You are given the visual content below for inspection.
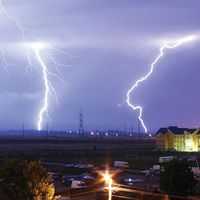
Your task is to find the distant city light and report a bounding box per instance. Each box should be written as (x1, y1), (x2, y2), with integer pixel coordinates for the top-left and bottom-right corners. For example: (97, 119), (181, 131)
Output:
(106, 133), (108, 136)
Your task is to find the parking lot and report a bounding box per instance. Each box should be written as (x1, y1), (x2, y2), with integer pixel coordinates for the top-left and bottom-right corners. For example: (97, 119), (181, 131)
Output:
(50, 162), (160, 199)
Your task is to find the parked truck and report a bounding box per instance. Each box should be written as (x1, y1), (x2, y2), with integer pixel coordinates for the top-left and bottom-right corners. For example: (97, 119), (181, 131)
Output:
(114, 161), (129, 168)
(159, 156), (176, 164)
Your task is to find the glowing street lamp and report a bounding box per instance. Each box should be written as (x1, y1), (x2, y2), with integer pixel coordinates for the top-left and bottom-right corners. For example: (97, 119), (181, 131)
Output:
(102, 171), (113, 200)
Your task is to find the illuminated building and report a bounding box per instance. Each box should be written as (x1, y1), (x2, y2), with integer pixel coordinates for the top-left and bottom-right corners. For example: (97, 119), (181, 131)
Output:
(156, 126), (200, 152)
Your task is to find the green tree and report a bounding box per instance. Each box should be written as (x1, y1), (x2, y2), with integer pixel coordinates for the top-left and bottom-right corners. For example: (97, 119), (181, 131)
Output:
(160, 159), (197, 195)
(0, 159), (58, 200)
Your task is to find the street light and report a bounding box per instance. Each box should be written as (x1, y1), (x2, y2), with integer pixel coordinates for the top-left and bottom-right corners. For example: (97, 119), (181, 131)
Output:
(102, 171), (113, 200)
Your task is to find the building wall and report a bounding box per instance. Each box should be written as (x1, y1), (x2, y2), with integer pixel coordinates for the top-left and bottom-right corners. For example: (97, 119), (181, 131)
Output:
(156, 133), (165, 150)
(174, 135), (184, 151)
(156, 128), (200, 152)
(198, 135), (200, 151)
(166, 131), (175, 150)
(156, 131), (175, 150)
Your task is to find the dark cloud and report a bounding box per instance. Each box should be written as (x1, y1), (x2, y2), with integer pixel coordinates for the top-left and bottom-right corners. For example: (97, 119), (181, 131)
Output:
(0, 0), (200, 132)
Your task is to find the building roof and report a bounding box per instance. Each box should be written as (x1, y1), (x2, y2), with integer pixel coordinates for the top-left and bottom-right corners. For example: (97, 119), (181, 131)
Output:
(156, 126), (199, 135)
(156, 128), (168, 135)
(168, 126), (185, 134)
(184, 129), (197, 134)
(195, 129), (200, 134)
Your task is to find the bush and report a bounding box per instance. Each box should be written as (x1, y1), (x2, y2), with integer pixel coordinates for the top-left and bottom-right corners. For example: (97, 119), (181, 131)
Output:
(160, 159), (197, 195)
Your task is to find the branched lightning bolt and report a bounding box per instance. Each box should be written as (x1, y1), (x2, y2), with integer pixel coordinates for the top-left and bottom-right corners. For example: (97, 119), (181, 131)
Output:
(0, 1), (70, 131)
(0, 46), (9, 69)
(31, 43), (68, 131)
(127, 35), (198, 133)
(34, 46), (50, 131)
(0, 0), (32, 67)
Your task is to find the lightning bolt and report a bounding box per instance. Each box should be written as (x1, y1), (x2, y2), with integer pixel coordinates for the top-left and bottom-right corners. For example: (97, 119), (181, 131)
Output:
(127, 35), (198, 133)
(0, 1), (69, 131)
(32, 44), (50, 131)
(0, 46), (9, 69)
(0, 0), (32, 67)
(31, 43), (68, 131)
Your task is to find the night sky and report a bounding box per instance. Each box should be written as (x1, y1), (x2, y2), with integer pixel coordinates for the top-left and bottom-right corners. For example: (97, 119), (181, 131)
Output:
(0, 0), (200, 132)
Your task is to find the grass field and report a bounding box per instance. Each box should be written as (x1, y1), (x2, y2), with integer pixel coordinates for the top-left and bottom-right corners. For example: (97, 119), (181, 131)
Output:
(0, 136), (195, 170)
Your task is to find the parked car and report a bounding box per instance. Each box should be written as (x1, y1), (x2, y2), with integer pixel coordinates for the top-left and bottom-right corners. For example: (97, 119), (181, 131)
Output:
(114, 161), (129, 168)
(51, 173), (62, 181)
(65, 164), (76, 168)
(62, 175), (83, 186)
(121, 178), (144, 185)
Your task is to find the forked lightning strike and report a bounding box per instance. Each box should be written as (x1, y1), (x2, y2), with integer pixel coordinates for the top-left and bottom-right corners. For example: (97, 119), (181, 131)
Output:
(0, 0), (31, 66)
(31, 43), (67, 131)
(33, 44), (50, 131)
(127, 35), (198, 133)
(0, 1), (69, 131)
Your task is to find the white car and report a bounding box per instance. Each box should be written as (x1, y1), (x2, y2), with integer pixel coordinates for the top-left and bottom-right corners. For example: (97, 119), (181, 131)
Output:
(71, 180), (87, 189)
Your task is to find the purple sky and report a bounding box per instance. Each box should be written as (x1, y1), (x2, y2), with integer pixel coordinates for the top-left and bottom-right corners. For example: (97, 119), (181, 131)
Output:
(0, 0), (200, 132)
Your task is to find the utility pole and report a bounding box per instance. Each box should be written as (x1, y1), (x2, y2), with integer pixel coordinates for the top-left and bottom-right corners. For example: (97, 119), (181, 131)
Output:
(22, 123), (24, 138)
(138, 119), (141, 136)
(79, 110), (84, 135)
(131, 125), (134, 134)
(123, 123), (126, 134)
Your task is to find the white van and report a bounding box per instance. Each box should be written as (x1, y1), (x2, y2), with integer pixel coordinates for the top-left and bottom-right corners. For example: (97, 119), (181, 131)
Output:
(159, 156), (176, 163)
(153, 164), (161, 171)
(71, 180), (87, 189)
(114, 161), (129, 168)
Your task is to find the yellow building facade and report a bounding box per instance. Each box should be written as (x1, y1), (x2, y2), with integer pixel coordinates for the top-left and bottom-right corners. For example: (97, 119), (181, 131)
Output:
(156, 126), (200, 152)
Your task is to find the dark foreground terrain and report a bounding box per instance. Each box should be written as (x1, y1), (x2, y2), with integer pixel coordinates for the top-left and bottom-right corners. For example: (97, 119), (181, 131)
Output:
(0, 136), (156, 169)
(0, 136), (195, 169)
(0, 136), (200, 199)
